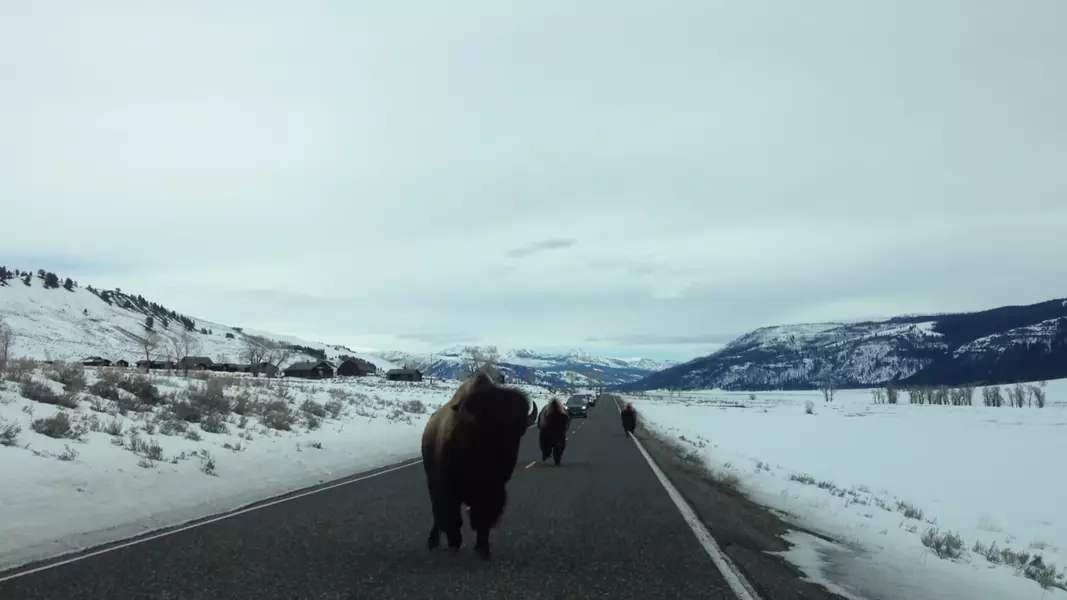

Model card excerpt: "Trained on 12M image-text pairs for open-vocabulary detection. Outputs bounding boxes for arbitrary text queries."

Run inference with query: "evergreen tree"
[145,316,154,330]
[63,277,74,291]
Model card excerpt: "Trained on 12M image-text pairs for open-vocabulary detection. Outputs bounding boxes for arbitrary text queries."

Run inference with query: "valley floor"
[0,362,554,572]
[624,381,1067,600]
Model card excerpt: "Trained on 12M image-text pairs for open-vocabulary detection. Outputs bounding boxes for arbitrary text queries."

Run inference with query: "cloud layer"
[3,1,1066,360]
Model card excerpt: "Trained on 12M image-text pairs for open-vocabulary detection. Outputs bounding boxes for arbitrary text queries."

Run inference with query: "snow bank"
[624,381,1067,600]
[0,364,553,572]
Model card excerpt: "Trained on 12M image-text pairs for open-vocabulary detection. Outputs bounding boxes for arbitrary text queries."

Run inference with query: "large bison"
[537,397,571,466]
[421,372,537,559]
[620,401,637,437]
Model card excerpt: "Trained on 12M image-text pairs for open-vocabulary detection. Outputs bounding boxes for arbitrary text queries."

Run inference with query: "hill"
[372,346,679,388]
[0,266,671,383]
[0,266,397,371]
[619,297,1067,392]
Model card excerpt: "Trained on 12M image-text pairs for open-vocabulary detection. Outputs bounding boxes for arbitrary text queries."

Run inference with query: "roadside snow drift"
[624,382,1067,600]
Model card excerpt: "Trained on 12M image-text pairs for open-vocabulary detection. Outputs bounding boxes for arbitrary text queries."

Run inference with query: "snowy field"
[623,381,1067,600]
[0,360,554,572]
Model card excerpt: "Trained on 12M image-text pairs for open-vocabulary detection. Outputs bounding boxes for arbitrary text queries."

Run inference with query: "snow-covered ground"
[622,381,1067,600]
[0,276,397,370]
[0,361,553,572]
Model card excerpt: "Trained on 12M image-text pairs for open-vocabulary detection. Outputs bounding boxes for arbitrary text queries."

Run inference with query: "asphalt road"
[0,395,843,600]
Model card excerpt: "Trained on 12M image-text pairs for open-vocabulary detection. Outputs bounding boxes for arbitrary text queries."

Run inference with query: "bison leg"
[539,436,551,462]
[468,488,507,560]
[428,487,463,551]
[552,441,565,466]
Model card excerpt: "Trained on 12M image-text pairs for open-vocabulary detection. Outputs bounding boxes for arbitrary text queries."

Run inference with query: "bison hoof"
[427,533,440,551]
[474,545,491,560]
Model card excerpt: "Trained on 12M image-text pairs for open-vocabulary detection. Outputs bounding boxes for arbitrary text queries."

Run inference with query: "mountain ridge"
[617,297,1067,392]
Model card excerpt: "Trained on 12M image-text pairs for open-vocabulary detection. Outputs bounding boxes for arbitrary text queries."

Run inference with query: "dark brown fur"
[421,372,536,559]
[620,402,637,437]
[536,397,571,466]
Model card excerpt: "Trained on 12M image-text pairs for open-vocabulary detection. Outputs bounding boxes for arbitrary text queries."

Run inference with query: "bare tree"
[462,345,483,371]
[169,329,203,374]
[243,334,291,377]
[885,385,900,405]
[819,379,835,403]
[242,334,271,366]
[0,317,13,369]
[128,330,162,368]
[1028,384,1047,408]
[482,345,500,366]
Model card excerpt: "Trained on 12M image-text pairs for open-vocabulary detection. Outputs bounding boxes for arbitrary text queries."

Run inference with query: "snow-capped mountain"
[619,298,1067,392]
[372,345,679,388]
[0,266,398,371]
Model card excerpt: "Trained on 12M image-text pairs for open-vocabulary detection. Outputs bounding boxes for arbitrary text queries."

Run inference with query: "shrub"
[104,417,124,436]
[186,378,232,415]
[921,528,964,559]
[1,418,20,446]
[169,401,202,423]
[324,398,345,419]
[402,399,427,414]
[200,413,229,435]
[301,399,327,418]
[21,379,79,408]
[118,376,165,406]
[259,399,296,431]
[44,361,87,392]
[3,358,38,381]
[31,411,78,439]
[96,369,125,386]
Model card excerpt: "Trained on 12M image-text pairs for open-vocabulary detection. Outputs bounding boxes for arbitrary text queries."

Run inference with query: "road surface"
[0,395,845,600]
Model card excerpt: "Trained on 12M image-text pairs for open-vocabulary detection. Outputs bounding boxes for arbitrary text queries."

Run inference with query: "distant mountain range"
[617,298,1067,392]
[372,346,679,388]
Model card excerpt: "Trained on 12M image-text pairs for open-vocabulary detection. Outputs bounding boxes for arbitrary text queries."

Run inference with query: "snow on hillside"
[0,362,555,571]
[0,275,396,372]
[624,298,1067,392]
[376,345,679,387]
[622,381,1067,599]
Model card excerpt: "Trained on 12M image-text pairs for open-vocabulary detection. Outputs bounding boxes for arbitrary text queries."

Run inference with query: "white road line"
[0,458,423,583]
[3,420,543,582]
[615,398,763,600]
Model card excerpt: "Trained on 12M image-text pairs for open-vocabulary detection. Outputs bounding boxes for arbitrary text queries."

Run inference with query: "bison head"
[451,372,534,478]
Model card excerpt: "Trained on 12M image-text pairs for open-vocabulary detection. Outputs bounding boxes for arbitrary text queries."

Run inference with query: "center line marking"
[524,461,537,469]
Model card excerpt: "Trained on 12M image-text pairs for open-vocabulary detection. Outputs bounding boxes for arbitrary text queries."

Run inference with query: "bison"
[537,397,571,466]
[620,401,637,437]
[421,371,537,559]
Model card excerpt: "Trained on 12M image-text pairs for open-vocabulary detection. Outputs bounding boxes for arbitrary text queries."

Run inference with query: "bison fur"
[421,372,536,559]
[536,397,571,466]
[620,402,637,437]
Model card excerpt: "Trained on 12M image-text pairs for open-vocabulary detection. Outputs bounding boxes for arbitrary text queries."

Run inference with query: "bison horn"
[528,401,537,423]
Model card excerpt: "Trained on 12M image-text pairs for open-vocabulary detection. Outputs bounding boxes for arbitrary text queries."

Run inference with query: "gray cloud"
[504,237,578,259]
[2,1,1065,361]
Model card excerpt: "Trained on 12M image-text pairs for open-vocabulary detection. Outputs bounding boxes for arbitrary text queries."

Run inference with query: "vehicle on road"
[586,394,597,407]
[565,395,589,418]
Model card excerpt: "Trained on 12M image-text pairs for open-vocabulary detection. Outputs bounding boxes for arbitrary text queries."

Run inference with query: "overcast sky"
[2,1,1065,361]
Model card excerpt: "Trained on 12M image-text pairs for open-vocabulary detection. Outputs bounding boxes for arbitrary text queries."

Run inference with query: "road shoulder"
[634,428,850,600]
